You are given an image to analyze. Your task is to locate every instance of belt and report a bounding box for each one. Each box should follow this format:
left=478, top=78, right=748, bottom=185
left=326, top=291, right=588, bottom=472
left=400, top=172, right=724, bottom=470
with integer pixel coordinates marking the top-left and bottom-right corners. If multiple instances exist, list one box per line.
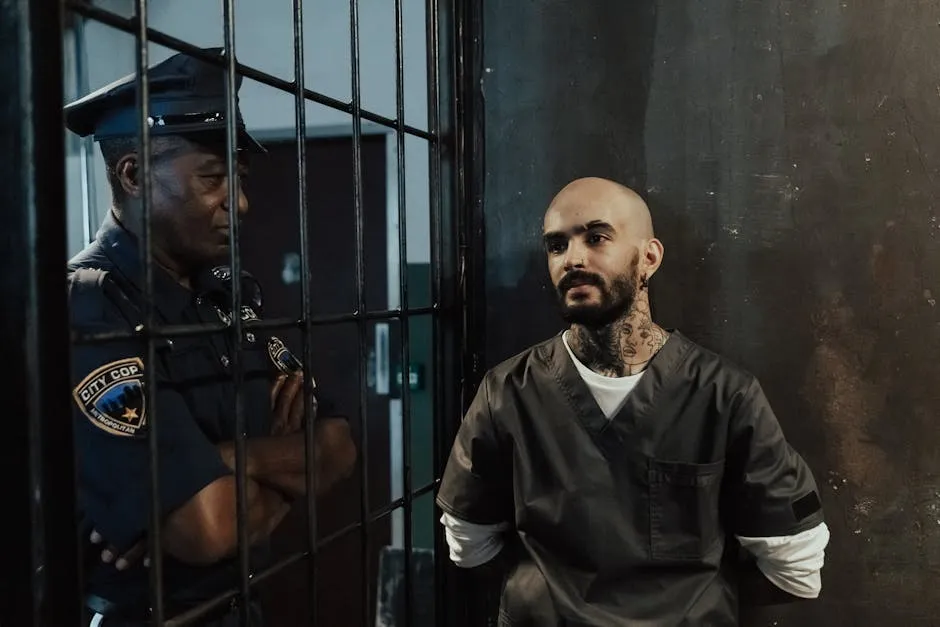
left=85, top=595, right=134, bottom=620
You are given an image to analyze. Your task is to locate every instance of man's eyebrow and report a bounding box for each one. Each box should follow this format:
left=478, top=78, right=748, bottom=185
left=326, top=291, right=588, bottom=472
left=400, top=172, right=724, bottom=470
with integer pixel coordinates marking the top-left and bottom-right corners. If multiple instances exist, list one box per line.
left=195, top=156, right=224, bottom=169
left=584, top=220, right=614, bottom=231
left=542, top=220, right=615, bottom=240
left=196, top=156, right=249, bottom=172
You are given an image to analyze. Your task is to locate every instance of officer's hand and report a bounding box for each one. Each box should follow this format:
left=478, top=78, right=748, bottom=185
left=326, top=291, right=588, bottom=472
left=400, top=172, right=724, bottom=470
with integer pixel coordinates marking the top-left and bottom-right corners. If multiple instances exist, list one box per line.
left=270, top=373, right=316, bottom=435
left=89, top=529, right=149, bottom=570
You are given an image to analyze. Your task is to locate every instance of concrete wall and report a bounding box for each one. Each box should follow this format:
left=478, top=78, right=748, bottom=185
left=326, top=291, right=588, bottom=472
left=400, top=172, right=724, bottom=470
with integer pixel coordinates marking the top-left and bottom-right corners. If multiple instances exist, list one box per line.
left=482, top=1, right=940, bottom=624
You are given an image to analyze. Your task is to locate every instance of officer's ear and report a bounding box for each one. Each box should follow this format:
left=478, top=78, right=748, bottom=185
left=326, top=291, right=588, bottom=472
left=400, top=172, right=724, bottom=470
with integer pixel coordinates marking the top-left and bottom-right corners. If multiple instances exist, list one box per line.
left=115, top=153, right=140, bottom=198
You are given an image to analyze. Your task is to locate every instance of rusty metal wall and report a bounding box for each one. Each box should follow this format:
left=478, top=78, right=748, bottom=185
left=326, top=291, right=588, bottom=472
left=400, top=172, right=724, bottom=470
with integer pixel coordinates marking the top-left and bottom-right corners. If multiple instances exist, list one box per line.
left=480, top=1, right=940, bottom=624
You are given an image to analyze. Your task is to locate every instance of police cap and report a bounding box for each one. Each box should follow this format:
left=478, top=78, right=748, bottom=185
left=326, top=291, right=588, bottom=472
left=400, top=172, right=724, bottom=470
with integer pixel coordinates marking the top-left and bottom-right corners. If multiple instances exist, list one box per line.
left=64, top=46, right=264, bottom=153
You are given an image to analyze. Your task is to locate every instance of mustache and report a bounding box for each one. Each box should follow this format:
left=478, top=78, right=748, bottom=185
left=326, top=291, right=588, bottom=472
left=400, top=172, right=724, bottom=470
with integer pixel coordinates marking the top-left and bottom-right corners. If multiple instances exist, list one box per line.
left=557, top=270, right=604, bottom=294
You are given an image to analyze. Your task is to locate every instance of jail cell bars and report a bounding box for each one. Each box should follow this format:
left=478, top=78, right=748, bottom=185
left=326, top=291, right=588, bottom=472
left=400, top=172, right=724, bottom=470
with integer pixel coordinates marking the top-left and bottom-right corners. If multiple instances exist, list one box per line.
left=2, top=0, right=81, bottom=625
left=3, top=0, right=468, bottom=624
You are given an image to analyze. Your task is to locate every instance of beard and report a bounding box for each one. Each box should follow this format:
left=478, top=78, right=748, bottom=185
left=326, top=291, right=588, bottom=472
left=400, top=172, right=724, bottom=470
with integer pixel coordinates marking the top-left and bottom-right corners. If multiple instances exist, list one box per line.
left=556, top=258, right=640, bottom=328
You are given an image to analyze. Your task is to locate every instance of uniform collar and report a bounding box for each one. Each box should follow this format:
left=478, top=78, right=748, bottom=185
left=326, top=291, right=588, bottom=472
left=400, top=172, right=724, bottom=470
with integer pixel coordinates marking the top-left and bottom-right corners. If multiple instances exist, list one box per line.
left=544, top=329, right=693, bottom=438
left=96, top=210, right=194, bottom=320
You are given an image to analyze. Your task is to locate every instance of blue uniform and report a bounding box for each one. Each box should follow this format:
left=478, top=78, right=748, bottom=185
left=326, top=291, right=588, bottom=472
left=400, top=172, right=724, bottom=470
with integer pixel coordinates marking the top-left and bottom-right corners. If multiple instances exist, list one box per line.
left=68, top=211, right=276, bottom=622
left=62, top=45, right=297, bottom=625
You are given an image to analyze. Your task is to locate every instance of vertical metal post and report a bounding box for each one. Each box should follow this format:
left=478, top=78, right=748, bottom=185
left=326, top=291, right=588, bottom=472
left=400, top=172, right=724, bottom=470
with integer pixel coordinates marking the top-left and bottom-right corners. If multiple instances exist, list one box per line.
left=444, top=0, right=488, bottom=624
left=0, top=0, right=81, bottom=624
left=455, top=0, right=486, bottom=396
left=220, top=4, right=251, bottom=625
left=348, top=1, right=371, bottom=624
left=425, top=0, right=450, bottom=624
left=392, top=0, right=414, bottom=623
left=130, top=0, right=166, bottom=623
left=292, top=1, right=320, bottom=625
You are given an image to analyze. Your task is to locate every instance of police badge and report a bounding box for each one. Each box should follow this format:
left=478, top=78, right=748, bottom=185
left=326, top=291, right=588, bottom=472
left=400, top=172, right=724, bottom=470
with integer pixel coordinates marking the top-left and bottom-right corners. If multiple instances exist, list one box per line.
left=72, top=357, right=147, bottom=437
left=268, top=336, right=304, bottom=375
left=267, top=337, right=319, bottom=422
left=208, top=265, right=264, bottom=312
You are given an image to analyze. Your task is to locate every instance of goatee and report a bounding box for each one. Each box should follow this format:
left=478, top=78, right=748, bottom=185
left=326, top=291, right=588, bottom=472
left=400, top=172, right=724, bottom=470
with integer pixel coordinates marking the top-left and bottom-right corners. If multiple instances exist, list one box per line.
left=557, top=269, right=639, bottom=328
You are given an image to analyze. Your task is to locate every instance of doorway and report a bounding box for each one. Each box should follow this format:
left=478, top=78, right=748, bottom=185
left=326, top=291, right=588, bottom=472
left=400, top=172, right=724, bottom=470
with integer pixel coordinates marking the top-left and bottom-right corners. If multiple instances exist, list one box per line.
left=241, top=133, right=393, bottom=626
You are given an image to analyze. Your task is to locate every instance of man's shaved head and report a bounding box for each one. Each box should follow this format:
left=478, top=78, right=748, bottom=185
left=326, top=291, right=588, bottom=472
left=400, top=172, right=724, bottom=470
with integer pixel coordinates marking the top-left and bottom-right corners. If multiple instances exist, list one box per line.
left=545, top=177, right=654, bottom=241
left=542, top=177, right=664, bottom=328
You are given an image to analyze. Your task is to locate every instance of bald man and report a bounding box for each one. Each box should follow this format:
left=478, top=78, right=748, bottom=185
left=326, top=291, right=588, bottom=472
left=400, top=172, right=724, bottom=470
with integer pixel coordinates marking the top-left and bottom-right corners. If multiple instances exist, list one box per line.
left=436, top=178, right=829, bottom=626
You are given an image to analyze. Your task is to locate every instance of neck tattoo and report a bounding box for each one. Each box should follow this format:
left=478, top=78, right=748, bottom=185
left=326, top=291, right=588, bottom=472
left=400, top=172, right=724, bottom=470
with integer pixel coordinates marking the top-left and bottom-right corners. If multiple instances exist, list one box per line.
left=568, top=299, right=669, bottom=377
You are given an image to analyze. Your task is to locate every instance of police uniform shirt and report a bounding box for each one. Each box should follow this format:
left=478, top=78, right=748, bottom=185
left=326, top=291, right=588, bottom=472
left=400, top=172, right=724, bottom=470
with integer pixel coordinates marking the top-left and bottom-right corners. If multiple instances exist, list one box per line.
left=436, top=331, right=827, bottom=626
left=68, top=211, right=275, bottom=614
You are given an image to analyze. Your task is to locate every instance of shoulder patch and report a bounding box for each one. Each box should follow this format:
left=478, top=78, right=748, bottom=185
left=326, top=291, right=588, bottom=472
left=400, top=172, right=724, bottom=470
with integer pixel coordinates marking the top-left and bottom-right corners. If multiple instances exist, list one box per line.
left=72, top=357, right=147, bottom=437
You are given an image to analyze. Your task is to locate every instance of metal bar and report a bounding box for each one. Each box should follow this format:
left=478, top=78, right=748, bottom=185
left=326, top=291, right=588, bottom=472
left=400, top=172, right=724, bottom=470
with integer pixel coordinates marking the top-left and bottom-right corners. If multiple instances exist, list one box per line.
left=163, top=550, right=305, bottom=627
left=425, top=0, right=448, bottom=624
left=425, top=0, right=457, bottom=625
left=425, top=0, right=443, bottom=467
left=72, top=321, right=230, bottom=344
left=376, top=480, right=439, bottom=516
left=0, top=0, right=80, bottom=623
left=323, top=480, right=438, bottom=541
left=291, top=0, right=319, bottom=624
left=163, top=481, right=441, bottom=627
left=130, top=0, right=166, bottom=623
left=450, top=1, right=488, bottom=624
left=64, top=1, right=438, bottom=142
left=392, top=0, right=415, bottom=624
left=348, top=1, right=371, bottom=623
left=219, top=6, right=252, bottom=625
left=70, top=308, right=440, bottom=345
left=455, top=0, right=487, bottom=409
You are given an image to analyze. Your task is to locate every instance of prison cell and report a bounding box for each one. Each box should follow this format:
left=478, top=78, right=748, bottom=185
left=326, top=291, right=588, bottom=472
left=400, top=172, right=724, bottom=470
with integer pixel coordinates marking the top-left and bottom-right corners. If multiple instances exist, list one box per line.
left=17, top=0, right=938, bottom=625
left=3, top=0, right=482, bottom=625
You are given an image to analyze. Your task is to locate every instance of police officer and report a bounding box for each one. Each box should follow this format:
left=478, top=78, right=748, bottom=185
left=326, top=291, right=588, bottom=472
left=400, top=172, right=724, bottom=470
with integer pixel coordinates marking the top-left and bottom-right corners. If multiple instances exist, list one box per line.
left=64, top=48, right=357, bottom=625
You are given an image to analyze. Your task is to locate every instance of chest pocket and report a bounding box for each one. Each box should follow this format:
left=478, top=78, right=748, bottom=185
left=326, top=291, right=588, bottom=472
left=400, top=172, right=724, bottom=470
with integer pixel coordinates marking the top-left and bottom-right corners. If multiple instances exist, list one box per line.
left=233, top=338, right=275, bottom=438
left=241, top=338, right=271, bottom=383
left=159, top=340, right=228, bottom=441
left=161, top=338, right=273, bottom=440
left=647, top=458, right=724, bottom=561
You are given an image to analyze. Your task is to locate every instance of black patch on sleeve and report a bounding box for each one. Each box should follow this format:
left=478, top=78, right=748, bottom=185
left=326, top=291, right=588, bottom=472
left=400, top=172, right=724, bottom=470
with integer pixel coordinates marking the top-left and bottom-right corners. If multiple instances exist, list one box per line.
left=792, top=491, right=821, bottom=521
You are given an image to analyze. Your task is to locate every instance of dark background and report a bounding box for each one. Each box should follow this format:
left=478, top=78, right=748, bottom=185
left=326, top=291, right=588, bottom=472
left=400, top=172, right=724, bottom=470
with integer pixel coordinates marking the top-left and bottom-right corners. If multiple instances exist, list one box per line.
left=480, top=1, right=940, bottom=625
left=241, top=133, right=439, bottom=626
left=242, top=134, right=393, bottom=626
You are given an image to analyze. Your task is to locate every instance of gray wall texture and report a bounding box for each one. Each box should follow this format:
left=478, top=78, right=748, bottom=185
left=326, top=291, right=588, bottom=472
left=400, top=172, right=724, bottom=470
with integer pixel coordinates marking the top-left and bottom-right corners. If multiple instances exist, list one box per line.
left=481, top=1, right=940, bottom=624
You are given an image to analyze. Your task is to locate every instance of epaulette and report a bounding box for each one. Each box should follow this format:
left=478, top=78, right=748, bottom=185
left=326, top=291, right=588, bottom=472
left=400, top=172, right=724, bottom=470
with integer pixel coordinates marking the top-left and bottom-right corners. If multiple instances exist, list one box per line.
left=68, top=267, right=142, bottom=327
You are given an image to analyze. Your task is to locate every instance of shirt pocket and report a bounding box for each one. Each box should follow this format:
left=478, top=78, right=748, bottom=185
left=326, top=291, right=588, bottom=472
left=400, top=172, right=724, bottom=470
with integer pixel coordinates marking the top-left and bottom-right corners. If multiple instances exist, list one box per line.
left=237, top=335, right=270, bottom=381
left=157, top=340, right=227, bottom=439
left=238, top=339, right=277, bottom=436
left=647, top=458, right=725, bottom=561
